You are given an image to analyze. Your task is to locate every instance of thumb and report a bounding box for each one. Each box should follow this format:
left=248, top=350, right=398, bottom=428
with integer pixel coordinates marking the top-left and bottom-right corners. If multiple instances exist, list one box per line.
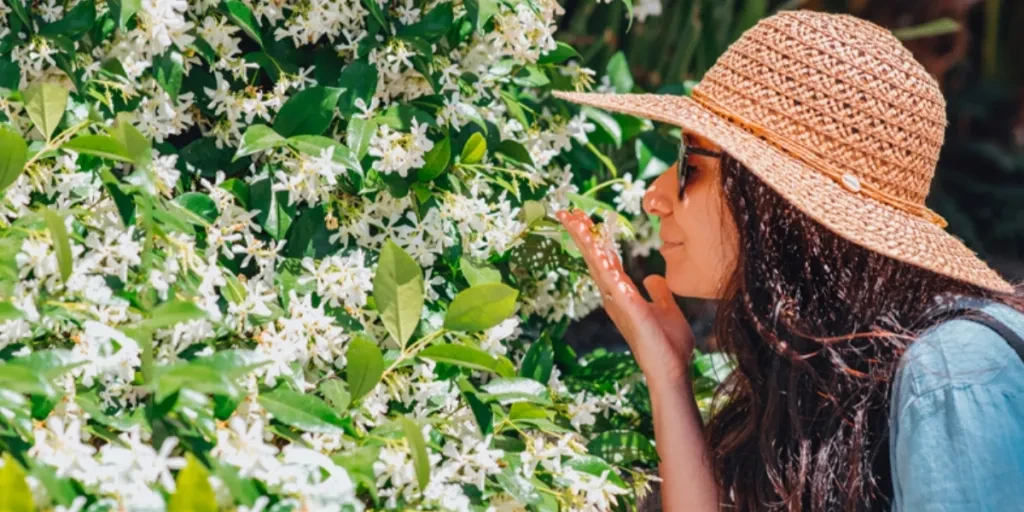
left=643, top=275, right=694, bottom=353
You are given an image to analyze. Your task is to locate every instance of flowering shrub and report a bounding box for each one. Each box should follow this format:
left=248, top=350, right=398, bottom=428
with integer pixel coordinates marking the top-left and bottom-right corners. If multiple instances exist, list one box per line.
left=0, top=0, right=730, bottom=510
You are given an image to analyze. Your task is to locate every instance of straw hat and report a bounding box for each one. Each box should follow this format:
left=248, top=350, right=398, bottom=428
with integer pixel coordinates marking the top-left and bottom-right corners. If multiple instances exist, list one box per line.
left=554, top=10, right=1014, bottom=294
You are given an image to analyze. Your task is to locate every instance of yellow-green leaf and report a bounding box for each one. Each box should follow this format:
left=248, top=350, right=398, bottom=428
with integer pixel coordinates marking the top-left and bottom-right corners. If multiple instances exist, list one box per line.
left=400, top=417, right=430, bottom=491
left=42, top=207, right=72, bottom=282
left=168, top=454, right=217, bottom=512
left=63, top=135, right=134, bottom=162
left=0, top=126, right=28, bottom=194
left=0, top=453, right=35, bottom=512
left=444, top=283, right=518, bottom=332
left=373, top=240, right=424, bottom=346
left=346, top=335, right=385, bottom=401
left=460, top=132, right=486, bottom=164
left=23, top=83, right=68, bottom=141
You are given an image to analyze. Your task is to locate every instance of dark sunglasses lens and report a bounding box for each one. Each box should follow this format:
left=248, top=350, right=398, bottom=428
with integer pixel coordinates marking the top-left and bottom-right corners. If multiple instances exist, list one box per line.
left=678, top=135, right=688, bottom=197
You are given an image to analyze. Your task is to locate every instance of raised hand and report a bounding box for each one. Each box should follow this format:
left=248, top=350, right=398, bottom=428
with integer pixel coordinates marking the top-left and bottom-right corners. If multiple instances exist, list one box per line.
left=555, top=209, right=696, bottom=382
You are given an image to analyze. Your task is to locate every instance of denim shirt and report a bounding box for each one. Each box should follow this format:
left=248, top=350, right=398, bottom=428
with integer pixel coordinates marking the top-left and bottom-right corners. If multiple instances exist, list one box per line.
left=890, top=300, right=1024, bottom=511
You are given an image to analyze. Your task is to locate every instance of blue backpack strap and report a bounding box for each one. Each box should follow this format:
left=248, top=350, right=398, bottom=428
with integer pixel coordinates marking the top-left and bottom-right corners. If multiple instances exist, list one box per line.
left=919, top=296, right=1024, bottom=364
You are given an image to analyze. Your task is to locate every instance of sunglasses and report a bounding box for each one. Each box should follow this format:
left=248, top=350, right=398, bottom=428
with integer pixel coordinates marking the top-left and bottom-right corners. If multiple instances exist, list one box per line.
left=677, top=134, right=723, bottom=199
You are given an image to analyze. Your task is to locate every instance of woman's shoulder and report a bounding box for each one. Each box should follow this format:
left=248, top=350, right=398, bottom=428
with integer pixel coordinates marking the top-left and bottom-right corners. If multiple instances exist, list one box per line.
left=894, top=300, right=1024, bottom=407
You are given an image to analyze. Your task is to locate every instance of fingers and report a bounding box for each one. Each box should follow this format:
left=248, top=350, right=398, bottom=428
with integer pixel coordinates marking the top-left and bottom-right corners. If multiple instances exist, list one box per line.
left=555, top=209, right=634, bottom=303
left=643, top=275, right=694, bottom=353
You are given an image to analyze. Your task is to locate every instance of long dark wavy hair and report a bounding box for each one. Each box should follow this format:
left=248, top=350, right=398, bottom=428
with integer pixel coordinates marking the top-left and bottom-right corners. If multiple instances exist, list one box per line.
left=705, top=154, right=1023, bottom=511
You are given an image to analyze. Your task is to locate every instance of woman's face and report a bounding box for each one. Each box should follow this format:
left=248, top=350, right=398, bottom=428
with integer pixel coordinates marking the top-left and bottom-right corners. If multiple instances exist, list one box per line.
left=641, top=132, right=740, bottom=299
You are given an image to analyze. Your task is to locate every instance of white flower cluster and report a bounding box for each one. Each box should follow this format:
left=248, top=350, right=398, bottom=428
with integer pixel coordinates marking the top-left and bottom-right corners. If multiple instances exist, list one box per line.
left=0, top=0, right=666, bottom=509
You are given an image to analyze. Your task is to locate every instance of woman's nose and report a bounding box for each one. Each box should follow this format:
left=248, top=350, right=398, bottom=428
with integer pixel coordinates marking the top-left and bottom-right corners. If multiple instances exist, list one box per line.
left=642, top=166, right=677, bottom=217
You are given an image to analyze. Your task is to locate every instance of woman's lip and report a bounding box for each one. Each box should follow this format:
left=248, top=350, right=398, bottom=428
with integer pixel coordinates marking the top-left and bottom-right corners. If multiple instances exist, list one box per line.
left=661, top=241, right=684, bottom=250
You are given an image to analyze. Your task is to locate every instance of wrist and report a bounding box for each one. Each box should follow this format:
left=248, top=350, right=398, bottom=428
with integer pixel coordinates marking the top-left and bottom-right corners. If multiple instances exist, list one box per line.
left=645, top=368, right=694, bottom=396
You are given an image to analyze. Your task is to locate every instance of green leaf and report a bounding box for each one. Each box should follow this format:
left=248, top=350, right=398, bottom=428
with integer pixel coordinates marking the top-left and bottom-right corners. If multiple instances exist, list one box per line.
left=274, top=86, right=344, bottom=137
left=116, top=0, right=142, bottom=30
left=468, top=0, right=501, bottom=32
left=346, top=117, right=376, bottom=159
left=29, top=463, right=77, bottom=508
left=496, top=465, right=541, bottom=505
left=0, top=126, right=28, bottom=194
left=460, top=258, right=501, bottom=286
left=346, top=335, right=385, bottom=401
left=0, top=453, right=35, bottom=512
left=606, top=51, right=634, bottom=93
left=155, top=363, right=237, bottom=402
left=258, top=388, right=348, bottom=433
left=400, top=417, right=431, bottom=490
left=496, top=139, right=534, bottom=166
left=285, top=135, right=361, bottom=171
left=192, top=349, right=269, bottom=378
left=583, top=106, right=623, bottom=147
left=0, top=301, right=24, bottom=322
left=235, top=124, right=287, bottom=160
left=375, top=103, right=435, bottom=131
left=152, top=51, right=185, bottom=101
left=284, top=204, right=325, bottom=258
left=459, top=132, right=487, bottom=165
left=7, top=349, right=84, bottom=380
left=418, top=344, right=514, bottom=377
left=562, top=455, right=628, bottom=489
left=40, top=0, right=96, bottom=39
left=892, top=17, right=961, bottom=41
left=319, top=379, right=351, bottom=413
left=397, top=2, right=453, bottom=41
left=444, top=283, right=518, bottom=332
left=0, top=59, right=21, bottom=90
left=63, top=134, right=134, bottom=162
left=213, top=462, right=261, bottom=508
left=538, top=41, right=580, bottom=65
left=168, top=454, right=217, bottom=512
left=337, top=59, right=379, bottom=119
left=250, top=177, right=295, bottom=240
left=109, top=117, right=152, bottom=166
left=8, top=1, right=30, bottom=29
left=0, top=363, right=55, bottom=396
left=373, top=240, right=424, bottom=346
left=361, top=0, right=388, bottom=30
left=23, top=83, right=68, bottom=141
left=479, top=377, right=551, bottom=406
left=223, top=0, right=264, bottom=47
left=42, top=207, right=72, bottom=282
left=519, top=338, right=554, bottom=384
left=417, top=136, right=450, bottom=182
left=586, top=430, right=659, bottom=465
left=174, top=192, right=220, bottom=224
left=143, top=300, right=207, bottom=330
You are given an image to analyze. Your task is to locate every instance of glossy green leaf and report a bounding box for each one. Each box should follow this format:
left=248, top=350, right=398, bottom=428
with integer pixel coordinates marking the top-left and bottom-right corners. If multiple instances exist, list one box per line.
left=116, top=0, right=142, bottom=30
left=346, top=335, right=385, bottom=401
left=561, top=455, right=628, bottom=489
left=0, top=301, right=24, bottom=322
left=496, top=465, right=541, bottom=505
left=42, top=207, right=72, bottom=282
left=444, top=283, right=518, bottom=332
left=373, top=240, right=424, bottom=346
left=519, top=338, right=554, bottom=384
left=319, top=379, right=351, bottom=413
left=0, top=126, right=28, bottom=194
left=538, top=41, right=580, bottom=64
left=479, top=377, right=551, bottom=406
left=235, top=124, right=286, bottom=160
left=174, top=192, right=219, bottom=225
left=23, top=83, right=68, bottom=141
left=346, top=117, right=376, bottom=159
left=286, top=134, right=361, bottom=171
left=64, top=134, right=134, bottom=162
left=586, top=430, right=659, bottom=465
left=400, top=417, right=431, bottom=490
left=274, top=86, right=344, bottom=137
left=155, top=363, right=237, bottom=402
left=40, top=0, right=96, bottom=39
left=223, top=0, right=264, bottom=47
left=892, top=17, right=960, bottom=41
left=258, top=388, right=348, bottom=433
left=417, top=136, right=451, bottom=182
left=397, top=2, right=453, bottom=41
left=143, top=299, right=207, bottom=330
left=418, top=344, right=514, bottom=377
left=0, top=453, right=35, bottom=512
left=109, top=117, right=152, bottom=166
left=460, top=258, right=501, bottom=286
left=337, top=59, right=379, bottom=119
left=460, top=132, right=486, bottom=165
left=168, top=454, right=217, bottom=512
left=606, top=51, right=634, bottom=93
left=152, top=51, right=185, bottom=101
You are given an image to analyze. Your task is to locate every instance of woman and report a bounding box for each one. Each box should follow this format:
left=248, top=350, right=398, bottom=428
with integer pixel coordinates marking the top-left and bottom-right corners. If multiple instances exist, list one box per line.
left=553, top=10, right=1024, bottom=512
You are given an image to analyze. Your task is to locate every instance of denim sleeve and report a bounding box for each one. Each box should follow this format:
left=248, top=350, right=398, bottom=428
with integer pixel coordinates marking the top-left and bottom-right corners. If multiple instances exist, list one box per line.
left=890, top=313, right=1024, bottom=512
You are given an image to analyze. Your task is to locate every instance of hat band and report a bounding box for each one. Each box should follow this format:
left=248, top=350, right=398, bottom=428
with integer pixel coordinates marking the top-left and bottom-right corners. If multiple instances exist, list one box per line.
left=689, top=89, right=948, bottom=228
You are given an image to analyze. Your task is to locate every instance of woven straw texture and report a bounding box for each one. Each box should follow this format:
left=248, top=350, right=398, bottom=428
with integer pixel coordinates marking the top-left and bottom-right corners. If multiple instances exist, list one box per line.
left=554, top=10, right=1014, bottom=294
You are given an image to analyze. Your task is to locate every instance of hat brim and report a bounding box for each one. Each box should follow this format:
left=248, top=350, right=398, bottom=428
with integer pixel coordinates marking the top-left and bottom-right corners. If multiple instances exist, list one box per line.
left=554, top=91, right=1014, bottom=294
